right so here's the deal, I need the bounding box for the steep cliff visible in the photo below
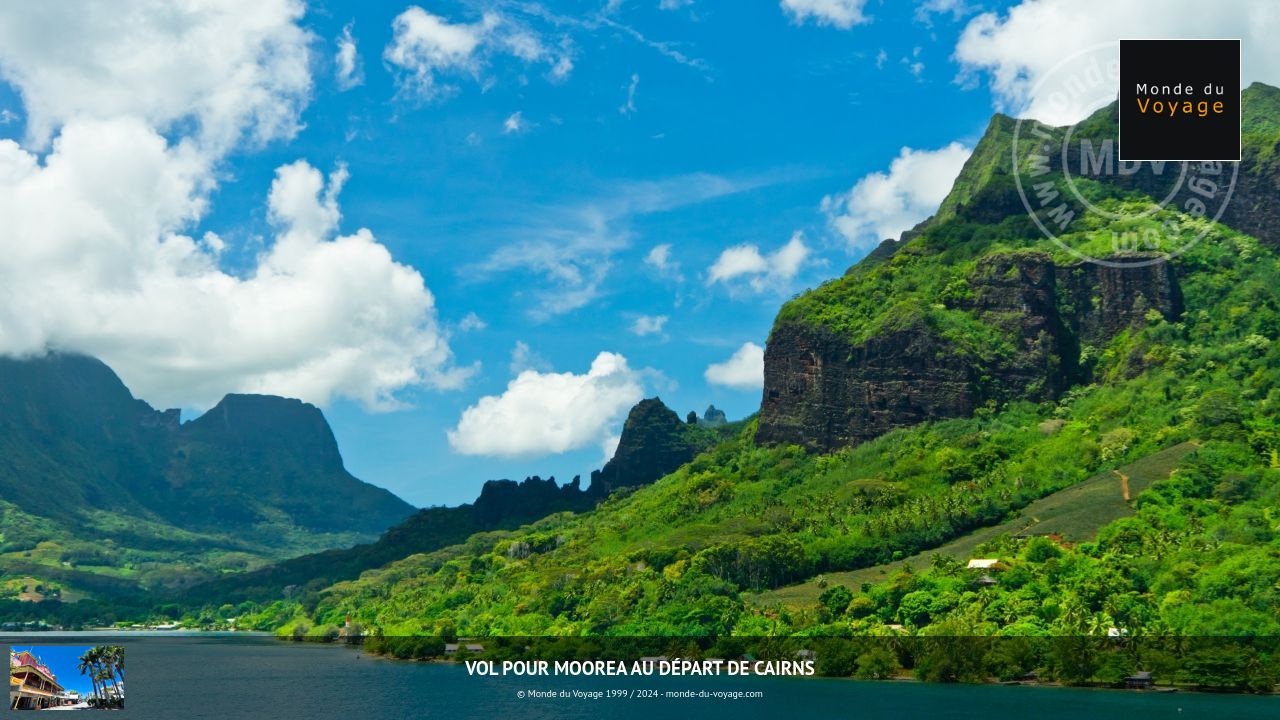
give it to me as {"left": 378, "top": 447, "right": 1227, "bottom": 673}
{"left": 755, "top": 85, "right": 1254, "bottom": 451}
{"left": 759, "top": 251, "right": 1182, "bottom": 451}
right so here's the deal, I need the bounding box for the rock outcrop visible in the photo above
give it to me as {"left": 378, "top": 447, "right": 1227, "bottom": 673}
{"left": 701, "top": 404, "right": 727, "bottom": 427}
{"left": 590, "top": 397, "right": 699, "bottom": 494}
{"left": 757, "top": 252, "right": 1181, "bottom": 453}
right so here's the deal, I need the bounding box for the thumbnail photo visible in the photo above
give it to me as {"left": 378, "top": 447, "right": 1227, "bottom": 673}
{"left": 9, "top": 646, "right": 124, "bottom": 711}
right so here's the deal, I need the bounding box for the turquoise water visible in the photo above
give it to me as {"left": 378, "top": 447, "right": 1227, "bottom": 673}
{"left": 7, "top": 635, "right": 1278, "bottom": 719}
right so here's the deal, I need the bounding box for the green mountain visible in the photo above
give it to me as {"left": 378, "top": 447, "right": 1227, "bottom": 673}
{"left": 246, "top": 85, "right": 1280, "bottom": 663}
{"left": 0, "top": 353, "right": 413, "bottom": 598}
{"left": 178, "top": 396, "right": 739, "bottom": 606}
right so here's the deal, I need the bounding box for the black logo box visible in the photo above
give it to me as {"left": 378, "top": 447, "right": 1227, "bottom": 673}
{"left": 1119, "top": 39, "right": 1240, "bottom": 162}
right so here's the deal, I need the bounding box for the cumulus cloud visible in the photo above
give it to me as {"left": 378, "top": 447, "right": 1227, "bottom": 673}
{"left": 0, "top": 0, "right": 312, "bottom": 153}
{"left": 448, "top": 352, "right": 644, "bottom": 458}
{"left": 0, "top": 0, "right": 469, "bottom": 411}
{"left": 503, "top": 111, "right": 524, "bottom": 134}
{"left": 707, "top": 232, "right": 810, "bottom": 292}
{"left": 822, "top": 143, "right": 971, "bottom": 251}
{"left": 780, "top": 0, "right": 870, "bottom": 29}
{"left": 629, "top": 315, "right": 668, "bottom": 336}
{"left": 705, "top": 342, "right": 764, "bottom": 390}
{"left": 384, "top": 5, "right": 573, "bottom": 102}
{"left": 334, "top": 22, "right": 364, "bottom": 91}
{"left": 955, "top": 0, "right": 1280, "bottom": 125}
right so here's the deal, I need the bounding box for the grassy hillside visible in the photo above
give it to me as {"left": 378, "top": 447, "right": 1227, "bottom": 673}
{"left": 753, "top": 441, "right": 1198, "bottom": 607}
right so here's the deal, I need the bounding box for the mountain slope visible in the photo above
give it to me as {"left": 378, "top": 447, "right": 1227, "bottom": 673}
{"left": 0, "top": 353, "right": 414, "bottom": 596}
{"left": 255, "top": 85, "right": 1280, "bottom": 646}
{"left": 179, "top": 397, "right": 739, "bottom": 606}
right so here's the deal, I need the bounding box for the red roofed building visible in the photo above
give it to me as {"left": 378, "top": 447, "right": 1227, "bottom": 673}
{"left": 10, "top": 650, "right": 64, "bottom": 710}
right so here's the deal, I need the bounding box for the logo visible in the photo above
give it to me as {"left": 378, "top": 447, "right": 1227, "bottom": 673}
{"left": 1012, "top": 42, "right": 1238, "bottom": 268}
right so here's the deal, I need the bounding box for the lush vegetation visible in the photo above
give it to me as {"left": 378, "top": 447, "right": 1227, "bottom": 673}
{"left": 11, "top": 85, "right": 1280, "bottom": 695}
{"left": 224, "top": 90, "right": 1280, "bottom": 693}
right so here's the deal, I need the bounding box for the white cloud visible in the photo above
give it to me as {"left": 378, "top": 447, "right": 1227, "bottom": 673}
{"left": 707, "top": 231, "right": 810, "bottom": 292}
{"left": 335, "top": 22, "right": 364, "bottom": 91}
{"left": 448, "top": 352, "right": 644, "bottom": 458}
{"left": 600, "top": 433, "right": 622, "bottom": 466}
{"left": 0, "top": 1, "right": 469, "bottom": 411}
{"left": 629, "top": 315, "right": 668, "bottom": 336}
{"left": 503, "top": 111, "right": 524, "bottom": 133}
{"left": 822, "top": 142, "right": 971, "bottom": 251}
{"left": 645, "top": 244, "right": 673, "bottom": 271}
{"left": 508, "top": 340, "right": 549, "bottom": 375}
{"left": 620, "top": 73, "right": 639, "bottom": 115}
{"left": 0, "top": 0, "right": 311, "bottom": 153}
{"left": 874, "top": 49, "right": 888, "bottom": 70}
{"left": 550, "top": 54, "right": 575, "bottom": 82}
{"left": 955, "top": 0, "right": 1280, "bottom": 125}
{"left": 384, "top": 5, "right": 574, "bottom": 103}
{"left": 457, "top": 312, "right": 487, "bottom": 332}
{"left": 659, "top": 0, "right": 694, "bottom": 9}
{"left": 914, "top": 0, "right": 977, "bottom": 24}
{"left": 705, "top": 342, "right": 764, "bottom": 390}
{"left": 384, "top": 6, "right": 491, "bottom": 102}
{"left": 901, "top": 46, "right": 924, "bottom": 80}
{"left": 0, "top": 109, "right": 17, "bottom": 125}
{"left": 780, "top": 0, "right": 870, "bottom": 29}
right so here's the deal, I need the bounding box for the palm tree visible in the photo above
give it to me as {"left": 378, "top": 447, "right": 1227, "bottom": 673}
{"left": 77, "top": 648, "right": 101, "bottom": 708}
{"left": 106, "top": 646, "right": 124, "bottom": 705}
{"left": 108, "top": 646, "right": 124, "bottom": 692}
{"left": 99, "top": 647, "right": 116, "bottom": 702}
{"left": 89, "top": 646, "right": 125, "bottom": 708}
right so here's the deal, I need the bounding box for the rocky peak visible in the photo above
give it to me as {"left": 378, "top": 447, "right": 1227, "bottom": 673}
{"left": 590, "top": 397, "right": 697, "bottom": 494}
{"left": 701, "top": 404, "right": 727, "bottom": 427}
{"left": 472, "top": 475, "right": 593, "bottom": 525}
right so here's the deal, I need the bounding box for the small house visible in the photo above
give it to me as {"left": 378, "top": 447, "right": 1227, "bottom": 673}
{"left": 1124, "top": 671, "right": 1154, "bottom": 689}
{"left": 966, "top": 558, "right": 1000, "bottom": 570}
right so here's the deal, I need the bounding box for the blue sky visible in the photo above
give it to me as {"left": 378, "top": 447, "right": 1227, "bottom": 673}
{"left": 11, "top": 646, "right": 98, "bottom": 696}
{"left": 276, "top": 0, "right": 1009, "bottom": 505}
{"left": 0, "top": 0, "right": 1016, "bottom": 507}
{"left": 26, "top": 0, "right": 1270, "bottom": 508}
